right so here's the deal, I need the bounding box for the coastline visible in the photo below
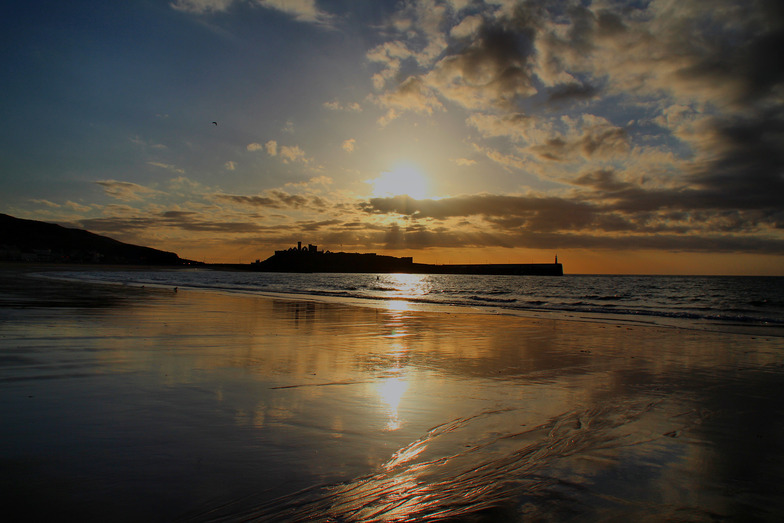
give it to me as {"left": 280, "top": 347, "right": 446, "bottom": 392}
{"left": 2, "top": 266, "right": 783, "bottom": 520}
{"left": 24, "top": 263, "right": 784, "bottom": 338}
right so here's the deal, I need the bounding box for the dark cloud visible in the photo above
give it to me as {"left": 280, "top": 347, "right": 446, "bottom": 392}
{"left": 688, "top": 110, "right": 784, "bottom": 209}
{"left": 213, "top": 190, "right": 329, "bottom": 210}
{"left": 161, "top": 211, "right": 198, "bottom": 219}
{"left": 530, "top": 125, "right": 628, "bottom": 161}
{"left": 595, "top": 9, "right": 627, "bottom": 37}
{"left": 358, "top": 186, "right": 784, "bottom": 253}
{"left": 80, "top": 213, "right": 264, "bottom": 235}
{"left": 363, "top": 221, "right": 784, "bottom": 254}
{"left": 427, "top": 4, "right": 543, "bottom": 108}
{"left": 670, "top": 0, "right": 784, "bottom": 105}
{"left": 547, "top": 81, "right": 598, "bottom": 105}
{"left": 571, "top": 165, "right": 784, "bottom": 234}
{"left": 79, "top": 217, "right": 157, "bottom": 233}
{"left": 565, "top": 4, "right": 597, "bottom": 55}
{"left": 298, "top": 219, "right": 342, "bottom": 232}
{"left": 212, "top": 195, "right": 279, "bottom": 207}
{"left": 359, "top": 194, "right": 596, "bottom": 223}
{"left": 572, "top": 170, "right": 634, "bottom": 192}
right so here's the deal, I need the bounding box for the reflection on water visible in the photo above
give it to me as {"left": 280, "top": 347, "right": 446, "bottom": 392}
{"left": 2, "top": 273, "right": 784, "bottom": 521}
{"left": 382, "top": 273, "right": 431, "bottom": 302}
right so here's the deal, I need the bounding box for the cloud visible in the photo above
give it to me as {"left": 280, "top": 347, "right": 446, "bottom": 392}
{"left": 359, "top": 194, "right": 596, "bottom": 224}
{"left": 213, "top": 189, "right": 328, "bottom": 210}
{"left": 372, "top": 76, "right": 444, "bottom": 124}
{"left": 279, "top": 145, "right": 307, "bottom": 163}
{"left": 256, "top": 0, "right": 333, "bottom": 26}
{"left": 224, "top": 161, "right": 237, "bottom": 171}
{"left": 251, "top": 139, "right": 311, "bottom": 163}
{"left": 686, "top": 110, "right": 784, "bottom": 210}
{"left": 172, "top": 0, "right": 334, "bottom": 26}
{"left": 357, "top": 221, "right": 784, "bottom": 254}
{"left": 170, "top": 0, "right": 234, "bottom": 14}
{"left": 298, "top": 219, "right": 342, "bottom": 232}
{"left": 367, "top": 40, "right": 415, "bottom": 89}
{"left": 95, "top": 180, "right": 160, "bottom": 202}
{"left": 474, "top": 144, "right": 528, "bottom": 171}
{"left": 130, "top": 136, "right": 167, "bottom": 150}
{"left": 466, "top": 112, "right": 533, "bottom": 142}
{"left": 529, "top": 120, "right": 629, "bottom": 162}
{"left": 453, "top": 158, "right": 476, "bottom": 166}
{"left": 81, "top": 212, "right": 263, "bottom": 235}
{"left": 424, "top": 15, "right": 540, "bottom": 110}
{"left": 285, "top": 175, "right": 333, "bottom": 189}
{"left": 147, "top": 161, "right": 185, "bottom": 174}
{"left": 547, "top": 81, "right": 598, "bottom": 105}
{"left": 323, "top": 100, "right": 362, "bottom": 112}
{"left": 29, "top": 199, "right": 60, "bottom": 208}
{"left": 377, "top": 108, "right": 399, "bottom": 127}
{"left": 265, "top": 140, "right": 277, "bottom": 156}
{"left": 450, "top": 14, "right": 483, "bottom": 39}
{"left": 342, "top": 139, "right": 356, "bottom": 153}
{"left": 357, "top": 187, "right": 784, "bottom": 253}
{"left": 572, "top": 169, "right": 633, "bottom": 193}
{"left": 65, "top": 201, "right": 92, "bottom": 213}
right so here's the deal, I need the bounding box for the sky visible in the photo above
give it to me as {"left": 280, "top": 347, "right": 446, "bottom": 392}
{"left": 1, "top": 0, "right": 783, "bottom": 274}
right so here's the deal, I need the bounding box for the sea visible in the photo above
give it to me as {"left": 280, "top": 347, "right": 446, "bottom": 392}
{"left": 39, "top": 269, "right": 784, "bottom": 335}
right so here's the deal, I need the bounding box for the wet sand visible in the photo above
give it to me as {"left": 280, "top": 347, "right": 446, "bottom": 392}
{"left": 1, "top": 266, "right": 783, "bottom": 521}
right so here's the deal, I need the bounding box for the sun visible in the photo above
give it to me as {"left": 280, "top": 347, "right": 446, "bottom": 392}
{"left": 370, "top": 164, "right": 429, "bottom": 199}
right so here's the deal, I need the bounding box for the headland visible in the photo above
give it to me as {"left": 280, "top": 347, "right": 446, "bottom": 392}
{"left": 0, "top": 213, "right": 193, "bottom": 266}
{"left": 251, "top": 242, "right": 563, "bottom": 276}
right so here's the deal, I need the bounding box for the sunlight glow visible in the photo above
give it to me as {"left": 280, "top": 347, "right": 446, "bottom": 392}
{"left": 370, "top": 164, "right": 429, "bottom": 199}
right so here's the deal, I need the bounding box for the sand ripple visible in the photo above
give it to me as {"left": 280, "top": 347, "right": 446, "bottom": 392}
{"left": 192, "top": 400, "right": 701, "bottom": 522}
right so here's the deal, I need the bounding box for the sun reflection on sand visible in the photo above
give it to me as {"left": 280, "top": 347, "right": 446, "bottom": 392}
{"left": 386, "top": 299, "right": 411, "bottom": 312}
{"left": 376, "top": 376, "right": 409, "bottom": 431}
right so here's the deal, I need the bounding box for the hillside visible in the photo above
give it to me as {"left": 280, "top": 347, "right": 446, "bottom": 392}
{"left": 0, "top": 213, "right": 189, "bottom": 265}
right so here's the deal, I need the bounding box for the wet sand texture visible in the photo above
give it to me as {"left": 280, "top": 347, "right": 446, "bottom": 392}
{"left": 1, "top": 269, "right": 783, "bottom": 521}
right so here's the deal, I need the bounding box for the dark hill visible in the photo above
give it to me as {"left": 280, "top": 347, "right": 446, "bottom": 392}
{"left": 0, "top": 213, "right": 188, "bottom": 265}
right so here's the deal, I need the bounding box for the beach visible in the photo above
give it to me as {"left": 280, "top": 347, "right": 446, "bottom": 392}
{"left": 1, "top": 266, "right": 783, "bottom": 521}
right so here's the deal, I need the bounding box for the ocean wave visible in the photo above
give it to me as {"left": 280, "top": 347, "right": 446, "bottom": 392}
{"left": 469, "top": 295, "right": 518, "bottom": 304}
